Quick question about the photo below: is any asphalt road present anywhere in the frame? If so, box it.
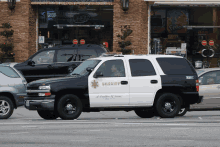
[1,107,220,147]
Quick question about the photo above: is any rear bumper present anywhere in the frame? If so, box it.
[182,92,203,104]
[24,95,55,111]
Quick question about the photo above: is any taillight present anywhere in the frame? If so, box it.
[196,80,199,92]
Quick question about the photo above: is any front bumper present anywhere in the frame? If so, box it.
[24,95,55,111]
[14,93,27,107]
[182,92,203,104]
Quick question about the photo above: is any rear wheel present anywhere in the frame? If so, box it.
[155,93,180,118]
[134,109,155,118]
[37,110,59,120]
[57,94,82,120]
[0,96,14,119]
[177,106,189,116]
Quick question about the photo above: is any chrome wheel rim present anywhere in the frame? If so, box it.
[63,99,76,115]
[162,101,176,113]
[0,100,10,116]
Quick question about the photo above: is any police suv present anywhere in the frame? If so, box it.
[24,53,203,120]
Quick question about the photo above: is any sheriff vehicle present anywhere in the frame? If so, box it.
[24,53,203,120]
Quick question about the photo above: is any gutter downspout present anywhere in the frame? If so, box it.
[148,2,151,54]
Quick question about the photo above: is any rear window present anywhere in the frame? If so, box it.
[156,58,196,75]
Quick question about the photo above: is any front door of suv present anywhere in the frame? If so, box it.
[88,59,129,107]
[15,50,56,82]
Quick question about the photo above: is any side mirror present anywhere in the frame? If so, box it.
[86,67,93,73]
[27,60,35,66]
[94,71,103,78]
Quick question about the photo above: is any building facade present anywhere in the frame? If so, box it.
[1,0,220,67]
[0,0,149,63]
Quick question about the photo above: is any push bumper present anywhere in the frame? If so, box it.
[24,95,55,111]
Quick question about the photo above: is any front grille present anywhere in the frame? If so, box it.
[27,93,39,96]
[27,87,39,90]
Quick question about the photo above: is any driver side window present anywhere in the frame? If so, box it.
[32,50,55,64]
[199,71,220,85]
[95,60,125,77]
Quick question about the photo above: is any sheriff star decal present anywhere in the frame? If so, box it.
[91,80,99,89]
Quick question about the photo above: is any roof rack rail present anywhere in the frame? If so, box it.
[100,52,123,57]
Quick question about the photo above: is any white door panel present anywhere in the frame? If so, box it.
[129,76,161,105]
[126,57,162,106]
[88,58,129,107]
[89,77,129,107]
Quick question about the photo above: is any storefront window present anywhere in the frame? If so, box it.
[38,5,113,51]
[150,6,220,68]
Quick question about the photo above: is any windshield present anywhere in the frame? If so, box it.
[196,70,205,76]
[70,60,101,76]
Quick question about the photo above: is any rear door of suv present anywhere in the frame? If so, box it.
[126,57,162,106]
[53,48,82,77]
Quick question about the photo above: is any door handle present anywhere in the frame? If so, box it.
[151,80,158,84]
[121,81,128,85]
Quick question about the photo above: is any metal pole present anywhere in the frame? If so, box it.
[155,41,156,54]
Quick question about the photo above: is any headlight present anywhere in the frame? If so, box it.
[39,85,50,90]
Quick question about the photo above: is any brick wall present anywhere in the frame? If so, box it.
[0,0,36,62]
[113,0,149,54]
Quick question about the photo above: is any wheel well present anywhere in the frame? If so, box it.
[0,92,17,109]
[54,89,88,109]
[153,88,184,107]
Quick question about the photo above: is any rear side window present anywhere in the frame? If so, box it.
[78,49,98,61]
[96,48,107,56]
[129,59,156,76]
[56,49,77,62]
[156,58,196,75]
[0,67,20,78]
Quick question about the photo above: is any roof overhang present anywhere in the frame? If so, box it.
[145,0,220,5]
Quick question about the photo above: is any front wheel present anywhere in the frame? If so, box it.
[57,94,82,120]
[155,93,181,118]
[37,110,59,120]
[134,109,155,118]
[0,96,14,119]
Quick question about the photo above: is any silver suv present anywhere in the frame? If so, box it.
[0,63,27,119]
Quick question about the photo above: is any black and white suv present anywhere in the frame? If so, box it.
[24,53,203,119]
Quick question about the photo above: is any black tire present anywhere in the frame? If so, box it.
[177,106,189,116]
[0,96,14,119]
[134,109,155,118]
[155,93,181,118]
[57,94,82,120]
[37,110,59,120]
